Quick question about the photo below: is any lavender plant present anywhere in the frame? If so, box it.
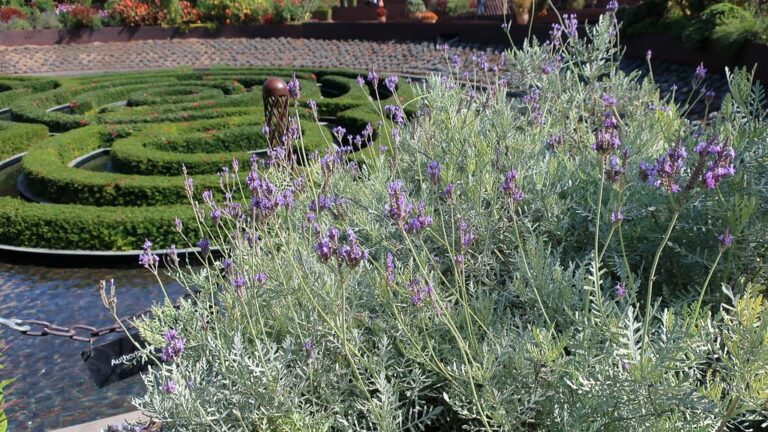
[108,11,768,431]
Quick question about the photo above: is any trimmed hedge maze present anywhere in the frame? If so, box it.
[0,67,415,251]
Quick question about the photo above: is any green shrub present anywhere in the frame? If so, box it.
[110,116,332,175]
[0,67,414,250]
[0,17,31,31]
[0,120,49,160]
[407,0,426,13]
[28,11,62,29]
[682,3,756,49]
[0,197,191,250]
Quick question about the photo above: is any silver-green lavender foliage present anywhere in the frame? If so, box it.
[116,12,768,432]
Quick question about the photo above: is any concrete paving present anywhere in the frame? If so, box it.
[50,411,150,432]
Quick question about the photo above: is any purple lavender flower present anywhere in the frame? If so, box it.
[367,70,379,85]
[210,208,222,225]
[564,14,578,38]
[166,245,179,265]
[247,173,279,221]
[231,275,247,295]
[718,229,733,249]
[702,148,735,189]
[384,75,399,93]
[385,252,395,284]
[338,229,368,268]
[201,190,214,206]
[161,379,177,394]
[693,136,736,189]
[704,89,715,105]
[174,217,183,232]
[307,99,317,114]
[614,282,627,299]
[254,272,268,285]
[361,123,373,138]
[226,202,242,219]
[427,160,441,184]
[404,201,433,235]
[694,63,707,81]
[160,329,186,362]
[384,105,406,126]
[646,49,652,61]
[409,279,434,306]
[261,124,270,137]
[222,258,233,272]
[610,211,624,224]
[303,339,313,354]
[386,180,413,226]
[546,133,564,149]
[450,55,462,69]
[603,113,619,129]
[314,227,339,263]
[501,170,524,202]
[142,239,152,251]
[550,23,563,45]
[606,0,619,11]
[391,127,400,142]
[443,183,454,202]
[277,188,295,210]
[356,75,365,86]
[601,94,617,106]
[640,145,687,192]
[458,219,475,251]
[454,254,464,269]
[197,238,211,259]
[522,89,543,125]
[604,154,625,182]
[332,126,346,142]
[287,74,301,99]
[139,250,159,269]
[592,122,621,154]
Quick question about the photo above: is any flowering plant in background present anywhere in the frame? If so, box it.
[271,0,318,23]
[111,9,768,431]
[107,0,199,26]
[56,3,105,28]
[194,0,267,24]
[0,6,26,23]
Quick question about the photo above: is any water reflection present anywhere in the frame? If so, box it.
[0,263,183,431]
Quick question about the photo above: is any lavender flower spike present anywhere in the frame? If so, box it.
[501,170,524,202]
[287,74,301,99]
[384,75,399,93]
[718,229,733,250]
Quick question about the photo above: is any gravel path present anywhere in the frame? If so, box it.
[0,37,729,116]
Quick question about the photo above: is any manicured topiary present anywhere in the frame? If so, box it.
[0,67,415,250]
[0,121,48,160]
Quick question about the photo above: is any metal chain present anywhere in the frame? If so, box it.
[0,291,195,344]
[0,308,153,343]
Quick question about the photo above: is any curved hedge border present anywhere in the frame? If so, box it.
[0,67,416,251]
[0,121,49,160]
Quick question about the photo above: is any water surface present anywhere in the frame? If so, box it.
[0,263,183,431]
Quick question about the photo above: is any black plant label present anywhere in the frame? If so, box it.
[81,333,149,388]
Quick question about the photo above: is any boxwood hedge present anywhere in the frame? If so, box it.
[0,121,49,161]
[0,67,417,250]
